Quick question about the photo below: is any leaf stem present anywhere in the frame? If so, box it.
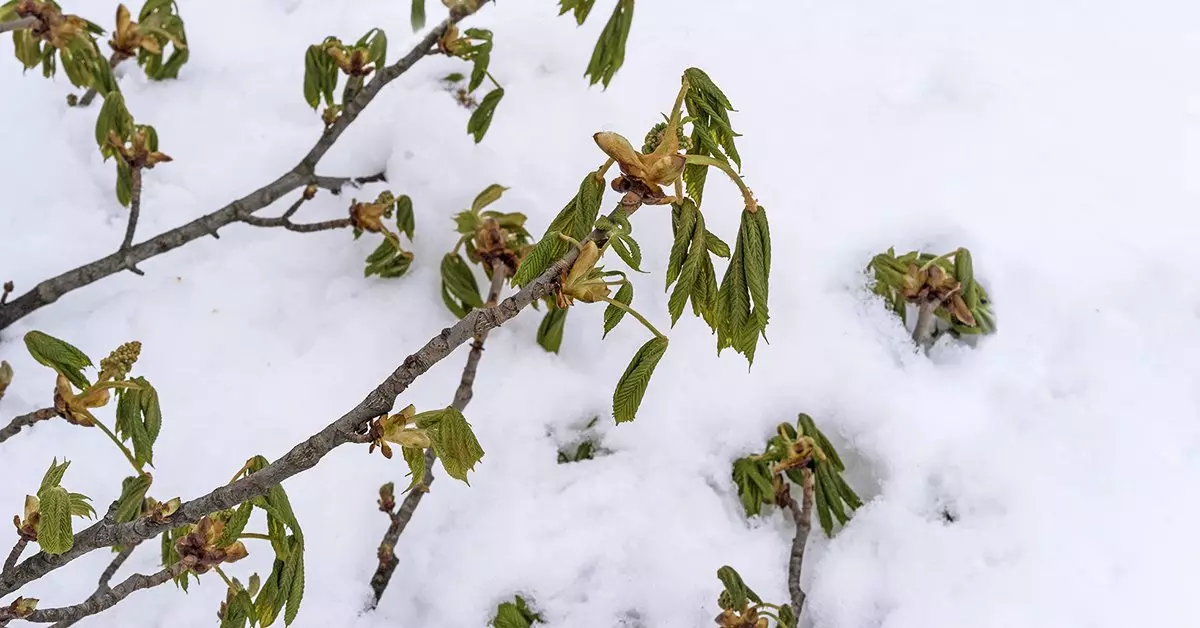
[597,296,665,339]
[484,70,503,90]
[92,419,141,474]
[212,565,234,589]
[683,154,757,212]
[237,533,272,542]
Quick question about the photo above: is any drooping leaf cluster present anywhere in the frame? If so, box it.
[557,0,634,88]
[868,246,996,339]
[352,191,417,279]
[438,25,504,142]
[369,404,486,489]
[2,0,110,89]
[303,28,388,124]
[731,414,862,536]
[130,0,189,80]
[714,566,795,628]
[441,184,532,318]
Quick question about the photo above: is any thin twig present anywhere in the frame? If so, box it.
[912,299,941,350]
[0,16,37,34]
[119,167,143,253]
[785,469,815,621]
[47,544,140,628]
[241,215,352,233]
[311,172,388,194]
[1,282,12,306]
[74,53,125,108]
[0,173,630,600]
[368,260,510,608]
[21,562,185,624]
[0,14,453,331]
[3,540,27,578]
[0,408,57,445]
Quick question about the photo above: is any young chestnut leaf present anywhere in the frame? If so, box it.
[537,301,568,353]
[490,595,543,628]
[612,336,668,423]
[467,87,504,142]
[441,253,483,317]
[584,0,634,88]
[601,282,633,338]
[557,0,596,25]
[414,406,485,483]
[411,0,426,31]
[24,330,92,390]
[512,170,606,287]
[402,446,426,493]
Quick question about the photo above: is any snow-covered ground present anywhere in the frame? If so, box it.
[4,0,1200,625]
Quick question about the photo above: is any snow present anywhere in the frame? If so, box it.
[4,0,1200,626]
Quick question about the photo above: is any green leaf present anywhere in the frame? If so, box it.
[402,446,426,493]
[467,87,504,143]
[609,233,644,272]
[417,407,485,484]
[491,595,542,627]
[612,336,668,423]
[441,283,471,319]
[741,210,770,336]
[24,331,92,390]
[68,492,95,519]
[666,200,698,289]
[441,253,483,310]
[303,46,323,109]
[558,0,597,25]
[472,184,508,213]
[779,602,797,628]
[395,195,415,240]
[705,230,730,258]
[668,210,707,325]
[255,558,285,626]
[115,160,133,208]
[282,540,305,625]
[411,0,426,31]
[137,377,162,444]
[584,0,633,88]
[367,28,387,65]
[39,458,70,493]
[731,456,774,518]
[512,233,561,287]
[36,486,74,555]
[537,303,568,353]
[602,282,633,338]
[716,565,761,610]
[114,473,153,524]
[217,502,254,547]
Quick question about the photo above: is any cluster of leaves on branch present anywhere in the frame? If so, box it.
[557,0,635,88]
[351,191,417,278]
[441,184,532,317]
[713,566,795,628]
[868,246,995,340]
[436,23,503,142]
[303,28,387,126]
[6,333,316,626]
[511,67,768,423]
[732,414,860,534]
[366,404,485,490]
[2,0,189,208]
[490,595,544,628]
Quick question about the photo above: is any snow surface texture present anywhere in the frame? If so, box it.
[3,0,1200,626]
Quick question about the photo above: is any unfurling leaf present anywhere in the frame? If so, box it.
[584,0,634,88]
[731,456,775,518]
[394,194,415,240]
[683,67,740,205]
[472,184,507,213]
[36,486,74,555]
[612,336,668,423]
[24,331,92,390]
[467,87,504,143]
[537,301,568,353]
[602,282,633,338]
[114,473,153,523]
[441,253,483,317]
[512,170,605,287]
[716,565,762,610]
[557,0,596,25]
[402,446,426,493]
[415,407,485,483]
[490,595,543,628]
[716,207,771,365]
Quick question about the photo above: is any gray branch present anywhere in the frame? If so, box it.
[3,540,27,578]
[786,469,815,621]
[0,16,36,34]
[0,15,455,331]
[0,200,623,597]
[0,408,56,445]
[22,562,184,624]
[46,543,139,628]
[368,260,510,608]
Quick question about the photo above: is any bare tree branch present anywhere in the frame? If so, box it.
[311,172,387,194]
[0,16,37,34]
[19,562,185,624]
[0,198,629,598]
[0,15,456,331]
[785,469,815,621]
[3,540,27,577]
[0,408,56,445]
[368,260,510,608]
